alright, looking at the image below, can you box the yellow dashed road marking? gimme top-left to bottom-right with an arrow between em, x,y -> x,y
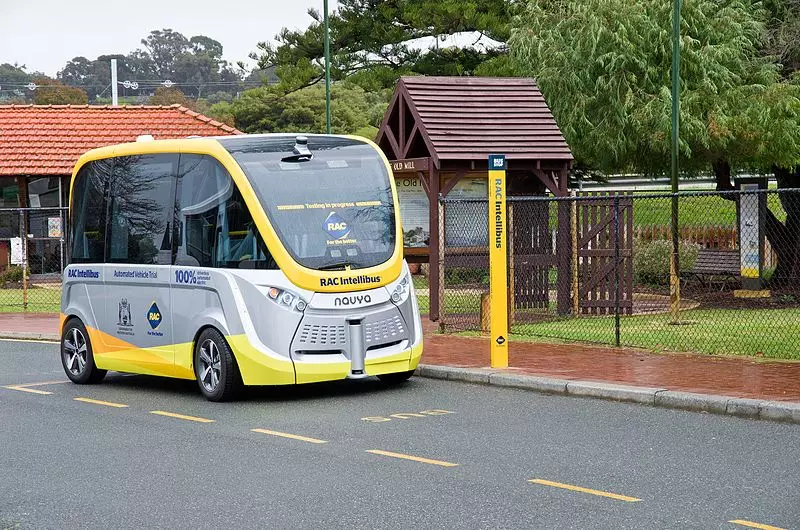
366,449 -> 458,467
3,380 -> 70,395
529,478 -> 641,502
729,520 -> 787,530
251,428 -> 328,444
3,385 -> 53,395
74,397 -> 128,408
150,410 -> 215,423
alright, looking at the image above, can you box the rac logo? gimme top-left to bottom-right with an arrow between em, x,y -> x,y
334,294 -> 372,307
323,211 -> 350,239
147,302 -> 162,330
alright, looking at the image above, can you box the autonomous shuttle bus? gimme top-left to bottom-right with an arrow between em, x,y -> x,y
61,134 -> 423,401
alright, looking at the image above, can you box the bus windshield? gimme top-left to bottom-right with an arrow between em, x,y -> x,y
219,136 -> 396,271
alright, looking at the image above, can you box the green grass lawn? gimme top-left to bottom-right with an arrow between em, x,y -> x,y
0,288 -> 61,313
416,293 -> 481,315
630,192 -> 787,227
509,308 -> 800,360
412,275 -> 429,290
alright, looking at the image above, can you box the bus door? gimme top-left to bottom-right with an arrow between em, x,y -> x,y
101,154 -> 178,376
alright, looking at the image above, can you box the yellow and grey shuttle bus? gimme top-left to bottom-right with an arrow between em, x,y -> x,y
61,134 -> 423,401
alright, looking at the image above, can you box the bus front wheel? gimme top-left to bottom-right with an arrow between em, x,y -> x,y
194,328 -> 241,402
377,370 -> 415,385
61,318 -> 106,384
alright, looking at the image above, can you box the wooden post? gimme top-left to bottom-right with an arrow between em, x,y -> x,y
556,168 -> 572,315
437,200 -> 445,333
571,192 -> 579,315
556,201 -> 572,315
428,167 -> 441,322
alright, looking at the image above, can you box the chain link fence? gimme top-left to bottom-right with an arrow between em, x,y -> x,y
436,188 -> 800,359
0,207 -> 67,313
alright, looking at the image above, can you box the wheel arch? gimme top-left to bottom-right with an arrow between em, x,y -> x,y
188,317 -> 239,371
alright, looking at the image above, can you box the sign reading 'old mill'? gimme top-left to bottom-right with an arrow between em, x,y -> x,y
390,158 -> 429,173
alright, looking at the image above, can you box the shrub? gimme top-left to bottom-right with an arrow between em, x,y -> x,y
0,265 -> 26,286
444,267 -> 489,286
633,240 -> 699,286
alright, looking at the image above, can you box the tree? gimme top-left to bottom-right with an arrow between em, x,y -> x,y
249,0 -> 514,93
141,29 -> 191,78
32,77 -> 89,105
510,0 -> 778,173
509,0 -> 800,285
763,0 -> 800,77
207,101 -> 236,127
0,63 -> 45,102
148,86 -> 190,107
231,82 -> 385,135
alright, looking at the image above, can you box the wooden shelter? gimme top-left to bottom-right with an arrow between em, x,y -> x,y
376,76 -> 574,320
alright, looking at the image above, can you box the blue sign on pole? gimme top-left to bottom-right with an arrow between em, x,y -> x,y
488,154 -> 507,171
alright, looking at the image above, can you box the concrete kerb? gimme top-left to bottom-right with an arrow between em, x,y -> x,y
416,364 -> 800,424
0,332 -> 59,342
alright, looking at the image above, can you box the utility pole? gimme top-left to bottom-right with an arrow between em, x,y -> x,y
323,0 -> 332,134
669,0 -> 682,323
111,58 -> 119,106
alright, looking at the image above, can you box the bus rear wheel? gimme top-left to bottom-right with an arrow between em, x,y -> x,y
377,370 -> 415,385
194,328 -> 241,402
61,318 -> 106,384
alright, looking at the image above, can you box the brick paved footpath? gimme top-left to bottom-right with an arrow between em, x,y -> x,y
2,313 -> 798,403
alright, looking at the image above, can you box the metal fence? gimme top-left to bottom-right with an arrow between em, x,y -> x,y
0,207 -> 67,313
436,188 -> 800,359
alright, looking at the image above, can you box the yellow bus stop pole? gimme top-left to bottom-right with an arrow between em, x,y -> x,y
488,155 -> 508,368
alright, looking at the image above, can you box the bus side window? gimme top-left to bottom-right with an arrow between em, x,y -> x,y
70,159 -> 110,264
106,154 -> 177,265
175,155 -> 277,270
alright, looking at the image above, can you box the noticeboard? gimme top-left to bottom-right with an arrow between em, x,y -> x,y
395,176 -> 488,248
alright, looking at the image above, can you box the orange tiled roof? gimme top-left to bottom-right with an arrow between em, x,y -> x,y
0,104 -> 243,176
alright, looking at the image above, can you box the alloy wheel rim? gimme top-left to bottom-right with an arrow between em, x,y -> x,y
63,327 -> 88,376
199,339 -> 222,393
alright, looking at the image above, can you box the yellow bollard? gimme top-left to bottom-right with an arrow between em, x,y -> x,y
488,155 -> 508,369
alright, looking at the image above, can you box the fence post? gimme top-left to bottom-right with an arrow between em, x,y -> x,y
21,211 -> 28,311
571,193 -> 579,315
613,195 -> 621,347
670,192 -> 681,324
507,202 -> 515,326
437,198 -> 445,333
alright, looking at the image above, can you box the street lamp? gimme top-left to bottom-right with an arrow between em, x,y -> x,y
670,0 -> 682,323
324,0 -> 332,134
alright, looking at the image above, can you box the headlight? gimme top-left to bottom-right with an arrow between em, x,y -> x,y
266,286 -> 307,312
390,272 -> 411,303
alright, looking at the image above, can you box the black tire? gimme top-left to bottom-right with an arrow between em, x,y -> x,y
377,370 -> 415,385
194,328 -> 241,402
61,318 -> 106,384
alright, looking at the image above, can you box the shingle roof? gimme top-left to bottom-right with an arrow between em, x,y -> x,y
377,76 -> 573,165
0,104 -> 242,175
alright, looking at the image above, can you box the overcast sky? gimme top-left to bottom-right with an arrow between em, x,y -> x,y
0,0 -> 334,76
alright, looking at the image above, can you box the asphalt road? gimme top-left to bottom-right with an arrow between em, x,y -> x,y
1,339 -> 798,530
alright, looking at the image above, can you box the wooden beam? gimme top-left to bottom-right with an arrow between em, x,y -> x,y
402,122 -> 419,159
417,170 -> 430,197
398,83 -> 440,169
558,167 -> 569,194
532,168 -> 561,196
375,88 -> 402,147
383,128 -> 402,160
398,95 -> 406,154
440,168 -> 468,197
